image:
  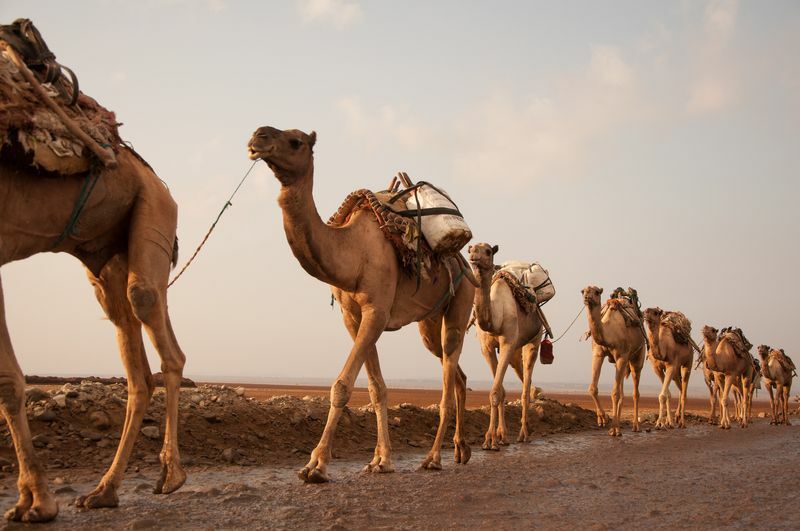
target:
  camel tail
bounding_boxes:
[172,236,179,269]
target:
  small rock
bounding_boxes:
[141,426,160,439]
[52,394,67,408]
[89,411,112,431]
[189,394,203,404]
[97,438,114,449]
[221,448,242,464]
[34,409,57,422]
[758,412,767,419]
[390,416,402,427]
[52,477,66,485]
[32,434,50,448]
[235,387,245,397]
[79,429,103,442]
[54,486,76,495]
[25,387,50,404]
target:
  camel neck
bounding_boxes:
[645,322,660,359]
[276,165,349,288]
[585,303,609,348]
[473,267,496,333]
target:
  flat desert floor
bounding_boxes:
[1,382,797,529]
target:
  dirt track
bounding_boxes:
[1,382,798,529]
[2,420,797,529]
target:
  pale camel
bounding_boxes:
[701,326,754,428]
[0,145,186,522]
[582,286,646,436]
[248,126,475,481]
[758,345,793,425]
[468,243,543,449]
[643,308,693,428]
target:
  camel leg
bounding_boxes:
[421,297,469,470]
[720,376,733,429]
[766,384,777,424]
[479,340,500,450]
[608,360,626,437]
[705,377,717,424]
[518,337,541,443]
[486,339,515,450]
[301,305,388,482]
[782,383,792,426]
[656,365,675,429]
[0,276,58,523]
[588,348,608,427]
[678,364,690,428]
[124,205,187,495]
[739,377,750,428]
[76,256,154,509]
[630,360,642,433]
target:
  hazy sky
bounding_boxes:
[1,1,798,394]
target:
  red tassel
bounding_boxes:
[540,338,554,364]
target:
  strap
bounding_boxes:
[394,207,462,218]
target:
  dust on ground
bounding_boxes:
[0,382,798,529]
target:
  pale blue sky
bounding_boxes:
[1,1,798,393]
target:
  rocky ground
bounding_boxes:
[0,383,798,529]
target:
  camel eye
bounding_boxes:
[289,138,303,149]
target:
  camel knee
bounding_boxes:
[588,384,598,398]
[128,283,159,324]
[330,380,351,408]
[0,374,24,415]
[490,387,505,407]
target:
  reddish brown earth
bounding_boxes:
[0,381,797,529]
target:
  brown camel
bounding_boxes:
[696,348,721,424]
[643,308,693,428]
[468,243,543,449]
[758,345,794,425]
[701,325,754,428]
[0,145,186,522]
[248,126,475,482]
[582,286,646,436]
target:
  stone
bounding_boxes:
[52,394,67,408]
[757,412,767,419]
[235,387,245,397]
[390,416,402,427]
[221,448,242,463]
[89,411,112,431]
[34,409,57,422]
[141,426,160,439]
[25,387,50,403]
[32,434,50,448]
[79,429,103,442]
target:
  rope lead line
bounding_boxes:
[550,304,586,344]
[168,161,258,288]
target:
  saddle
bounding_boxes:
[660,311,692,345]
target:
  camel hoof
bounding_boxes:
[5,503,58,523]
[298,466,330,483]
[454,443,471,465]
[76,484,119,510]
[362,462,395,474]
[154,462,187,494]
[632,425,641,433]
[421,461,442,471]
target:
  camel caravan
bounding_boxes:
[0,19,796,523]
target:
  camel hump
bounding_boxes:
[602,298,641,328]
[719,328,753,358]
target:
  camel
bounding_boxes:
[468,243,544,449]
[247,126,476,482]
[697,349,721,424]
[582,286,646,436]
[701,325,754,428]
[643,307,693,428]
[0,144,187,522]
[758,345,794,425]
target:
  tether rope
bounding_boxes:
[168,161,258,288]
[550,303,585,343]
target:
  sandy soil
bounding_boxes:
[0,382,797,529]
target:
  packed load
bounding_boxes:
[328,172,472,278]
[718,327,752,358]
[603,287,643,328]
[0,18,120,174]
[498,260,555,305]
[770,348,797,377]
[660,310,692,345]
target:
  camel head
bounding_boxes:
[643,307,664,328]
[248,126,317,186]
[468,242,499,273]
[581,285,603,308]
[701,325,718,343]
[757,344,771,359]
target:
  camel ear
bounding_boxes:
[598,287,604,294]
[491,245,499,255]
[308,131,317,149]
[467,245,473,253]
